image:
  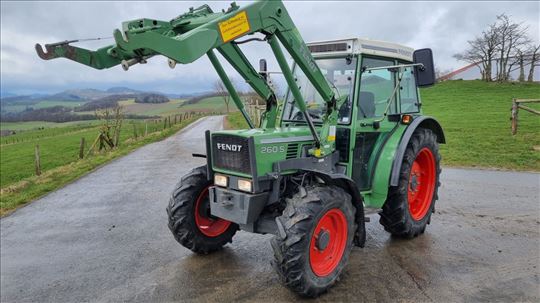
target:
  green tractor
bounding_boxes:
[36,0,443,297]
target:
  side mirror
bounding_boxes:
[413,48,435,87]
[259,59,267,81]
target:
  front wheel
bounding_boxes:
[167,166,238,254]
[271,185,356,297]
[379,128,441,238]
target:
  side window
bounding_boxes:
[400,67,420,113]
[358,57,396,119]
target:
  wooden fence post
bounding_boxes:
[145,123,148,136]
[34,144,41,176]
[79,137,85,159]
[511,98,518,135]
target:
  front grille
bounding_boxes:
[286,143,299,159]
[212,135,251,174]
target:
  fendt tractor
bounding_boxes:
[36,0,444,297]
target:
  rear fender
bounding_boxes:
[389,116,444,186]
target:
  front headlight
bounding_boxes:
[237,179,252,193]
[214,174,228,187]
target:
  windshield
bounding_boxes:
[283,57,357,124]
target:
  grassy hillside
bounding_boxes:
[421,80,539,171]
[180,96,232,113]
[2,100,87,113]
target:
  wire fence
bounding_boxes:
[1,111,214,187]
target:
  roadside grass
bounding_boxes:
[225,111,249,130]
[421,80,539,171]
[0,116,203,216]
[227,80,540,171]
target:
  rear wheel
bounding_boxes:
[379,128,441,238]
[167,166,238,254]
[271,185,356,297]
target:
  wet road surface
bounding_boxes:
[1,116,539,302]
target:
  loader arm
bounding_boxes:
[35,0,344,156]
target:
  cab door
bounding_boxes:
[351,56,399,190]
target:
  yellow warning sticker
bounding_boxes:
[219,11,250,43]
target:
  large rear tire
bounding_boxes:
[379,128,441,238]
[271,185,356,297]
[167,166,238,254]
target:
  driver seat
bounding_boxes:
[358,91,375,118]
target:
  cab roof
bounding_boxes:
[307,38,414,62]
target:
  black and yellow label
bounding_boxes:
[218,11,250,43]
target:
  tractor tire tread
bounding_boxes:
[271,185,356,297]
[379,128,441,238]
[167,166,237,254]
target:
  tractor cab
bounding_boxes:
[277,38,440,208]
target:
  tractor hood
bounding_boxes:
[209,127,314,178]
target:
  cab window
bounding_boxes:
[399,66,420,113]
[358,57,397,119]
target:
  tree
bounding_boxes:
[516,48,526,82]
[494,14,530,82]
[214,79,236,113]
[453,23,499,81]
[454,13,536,82]
[527,44,540,82]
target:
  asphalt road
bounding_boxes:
[1,116,539,302]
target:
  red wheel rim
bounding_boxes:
[309,208,348,277]
[194,186,232,237]
[407,147,436,221]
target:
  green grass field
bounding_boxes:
[116,99,186,116]
[0,118,180,187]
[421,80,539,170]
[180,96,232,113]
[1,120,99,131]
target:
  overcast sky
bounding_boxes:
[1,1,538,95]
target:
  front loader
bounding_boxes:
[36,0,444,297]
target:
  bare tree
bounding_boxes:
[214,79,235,113]
[454,13,536,82]
[527,44,540,82]
[494,14,530,82]
[454,24,499,81]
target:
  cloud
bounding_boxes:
[1,1,538,94]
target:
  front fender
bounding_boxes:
[300,169,366,248]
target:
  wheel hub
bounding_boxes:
[309,208,348,277]
[410,174,419,192]
[315,229,330,251]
